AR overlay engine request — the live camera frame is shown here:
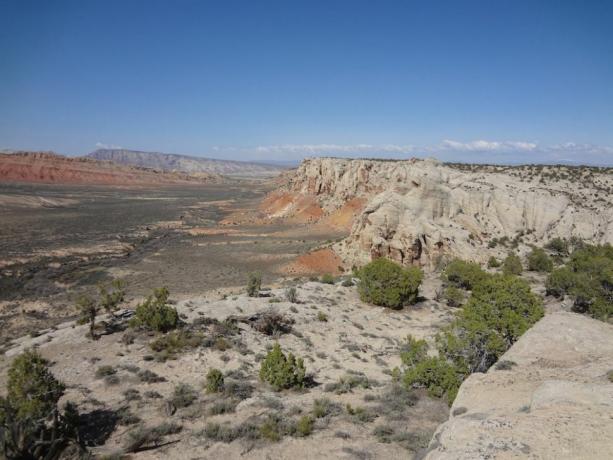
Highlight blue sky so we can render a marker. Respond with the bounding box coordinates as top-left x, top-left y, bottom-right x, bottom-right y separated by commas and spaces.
1, 0, 612, 164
